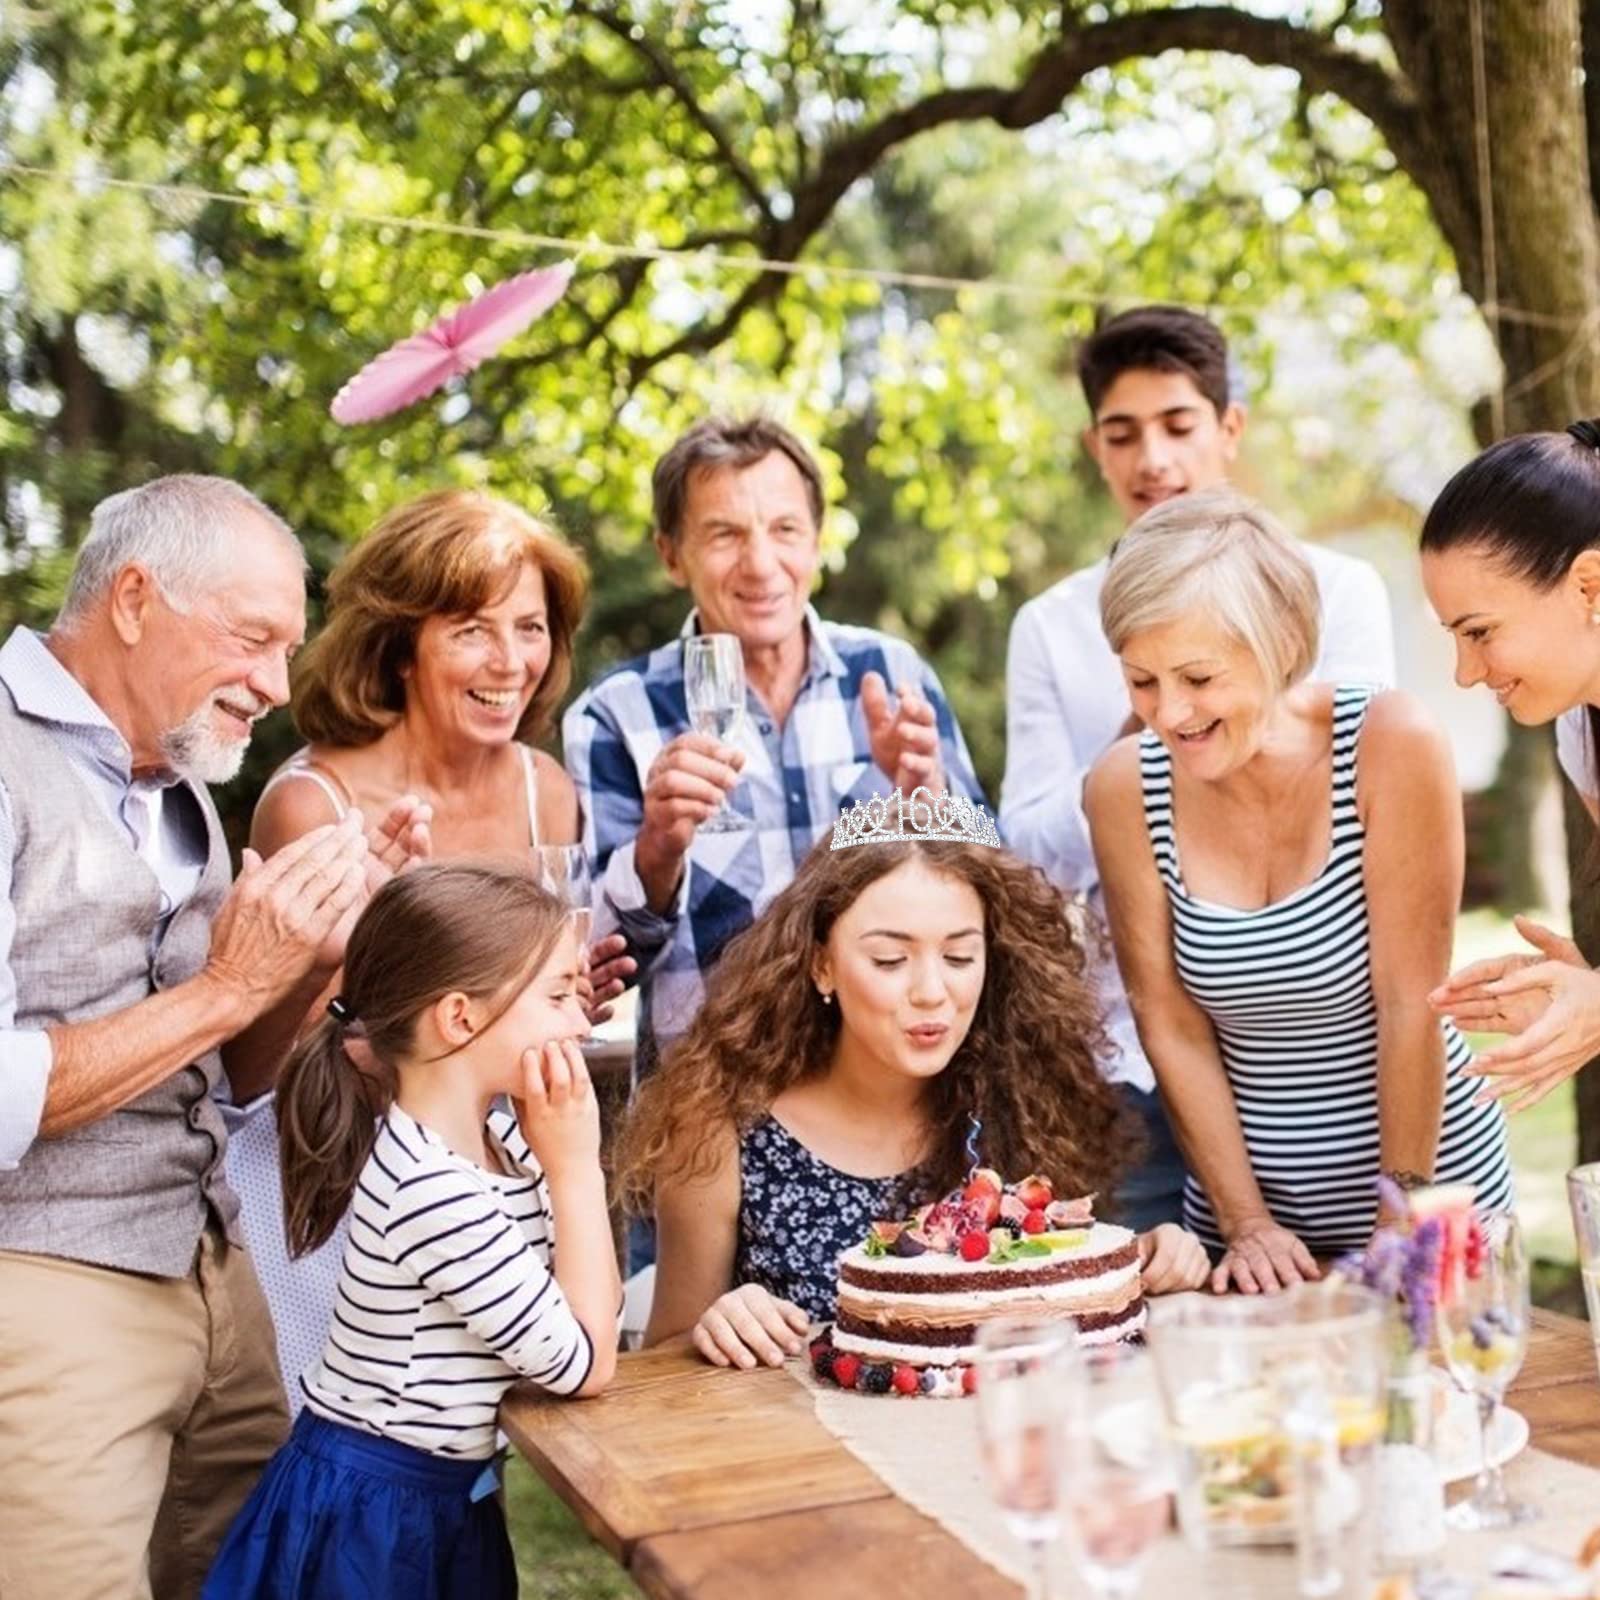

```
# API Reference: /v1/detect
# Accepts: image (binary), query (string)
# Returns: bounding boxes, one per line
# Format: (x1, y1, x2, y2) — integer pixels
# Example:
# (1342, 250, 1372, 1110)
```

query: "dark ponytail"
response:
(1421, 419, 1600, 820)
(277, 1017, 397, 1256)
(276, 860, 569, 1256)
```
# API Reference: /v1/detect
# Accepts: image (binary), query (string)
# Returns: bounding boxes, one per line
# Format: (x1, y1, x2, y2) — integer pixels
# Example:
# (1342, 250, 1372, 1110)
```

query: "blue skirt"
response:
(202, 1409, 517, 1600)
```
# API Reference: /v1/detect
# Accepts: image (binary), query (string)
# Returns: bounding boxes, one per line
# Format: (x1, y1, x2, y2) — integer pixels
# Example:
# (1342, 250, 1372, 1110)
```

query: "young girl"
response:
(205, 862, 619, 1599)
(616, 832, 1208, 1371)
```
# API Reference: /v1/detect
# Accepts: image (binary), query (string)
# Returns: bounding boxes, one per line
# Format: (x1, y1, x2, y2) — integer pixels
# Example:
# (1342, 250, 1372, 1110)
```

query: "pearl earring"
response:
(818, 988, 833, 1006)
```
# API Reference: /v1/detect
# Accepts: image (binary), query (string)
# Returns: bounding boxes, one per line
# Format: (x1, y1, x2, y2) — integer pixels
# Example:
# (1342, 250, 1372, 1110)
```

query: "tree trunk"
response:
(1384, 0, 1600, 432)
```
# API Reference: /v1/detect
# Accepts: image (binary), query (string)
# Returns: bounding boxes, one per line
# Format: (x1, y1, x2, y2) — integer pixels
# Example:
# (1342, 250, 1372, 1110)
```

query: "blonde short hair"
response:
(1099, 488, 1320, 691)
(292, 489, 589, 746)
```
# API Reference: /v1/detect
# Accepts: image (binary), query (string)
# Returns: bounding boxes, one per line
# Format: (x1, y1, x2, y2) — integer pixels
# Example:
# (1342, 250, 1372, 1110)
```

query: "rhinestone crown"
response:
(830, 787, 1001, 851)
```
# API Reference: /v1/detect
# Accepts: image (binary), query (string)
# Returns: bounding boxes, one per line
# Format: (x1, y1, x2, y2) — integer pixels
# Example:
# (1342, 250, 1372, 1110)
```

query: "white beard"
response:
(160, 695, 259, 785)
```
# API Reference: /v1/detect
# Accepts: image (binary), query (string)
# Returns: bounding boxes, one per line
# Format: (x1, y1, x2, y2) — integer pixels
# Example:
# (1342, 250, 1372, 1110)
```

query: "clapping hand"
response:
(206, 814, 370, 1013)
(315, 795, 433, 970)
(862, 672, 943, 793)
(1431, 916, 1600, 1111)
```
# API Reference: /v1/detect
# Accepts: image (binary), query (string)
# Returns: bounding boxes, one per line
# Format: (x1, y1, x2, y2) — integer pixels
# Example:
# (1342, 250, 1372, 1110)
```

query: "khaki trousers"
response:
(0, 1229, 289, 1600)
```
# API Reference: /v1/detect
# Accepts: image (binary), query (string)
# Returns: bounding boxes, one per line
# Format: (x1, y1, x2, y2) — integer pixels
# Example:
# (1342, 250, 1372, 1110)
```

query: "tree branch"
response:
(816, 8, 1421, 225)
(572, 2, 774, 222)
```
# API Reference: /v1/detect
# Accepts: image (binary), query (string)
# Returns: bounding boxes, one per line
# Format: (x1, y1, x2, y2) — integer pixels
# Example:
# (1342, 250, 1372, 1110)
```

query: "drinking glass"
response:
(1568, 1163, 1600, 1385)
(1062, 1342, 1172, 1599)
(1437, 1209, 1535, 1530)
(1146, 1281, 1385, 1567)
(974, 1318, 1079, 1600)
(534, 843, 594, 948)
(682, 634, 750, 834)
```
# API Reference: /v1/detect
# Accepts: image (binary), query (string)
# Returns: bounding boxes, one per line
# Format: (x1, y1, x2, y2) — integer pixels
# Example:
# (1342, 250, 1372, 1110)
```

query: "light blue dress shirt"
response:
(0, 627, 208, 1168)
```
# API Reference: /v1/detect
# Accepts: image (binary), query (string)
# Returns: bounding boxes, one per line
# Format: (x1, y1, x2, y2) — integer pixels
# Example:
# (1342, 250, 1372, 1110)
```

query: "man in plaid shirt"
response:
(564, 416, 986, 1080)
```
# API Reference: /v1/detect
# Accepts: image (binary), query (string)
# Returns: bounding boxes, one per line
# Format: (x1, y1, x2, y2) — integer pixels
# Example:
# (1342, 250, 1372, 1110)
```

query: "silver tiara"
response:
(831, 787, 1001, 851)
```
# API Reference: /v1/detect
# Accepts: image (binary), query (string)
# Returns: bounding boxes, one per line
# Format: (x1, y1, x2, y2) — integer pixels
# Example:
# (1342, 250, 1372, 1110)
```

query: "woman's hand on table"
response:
(691, 1284, 810, 1371)
(580, 933, 636, 1026)
(1212, 1217, 1320, 1295)
(1137, 1224, 1210, 1294)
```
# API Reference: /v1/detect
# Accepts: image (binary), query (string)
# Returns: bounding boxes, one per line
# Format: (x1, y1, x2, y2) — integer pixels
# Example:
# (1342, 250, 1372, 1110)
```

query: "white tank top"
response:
(258, 744, 541, 846)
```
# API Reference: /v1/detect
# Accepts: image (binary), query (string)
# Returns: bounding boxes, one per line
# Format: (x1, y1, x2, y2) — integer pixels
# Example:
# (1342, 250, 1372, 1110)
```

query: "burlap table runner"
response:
(790, 1363, 1600, 1596)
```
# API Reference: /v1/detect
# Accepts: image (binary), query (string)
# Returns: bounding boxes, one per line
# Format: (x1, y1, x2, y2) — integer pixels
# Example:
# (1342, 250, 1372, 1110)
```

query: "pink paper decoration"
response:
(329, 261, 574, 425)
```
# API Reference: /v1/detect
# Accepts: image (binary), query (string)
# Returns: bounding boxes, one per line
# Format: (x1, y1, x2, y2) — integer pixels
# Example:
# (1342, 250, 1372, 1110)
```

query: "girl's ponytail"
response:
(277, 1016, 396, 1257)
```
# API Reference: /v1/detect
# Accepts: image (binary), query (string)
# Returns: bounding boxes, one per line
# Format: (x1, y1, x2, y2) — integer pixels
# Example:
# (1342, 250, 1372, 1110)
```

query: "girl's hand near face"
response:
(692, 1283, 811, 1370)
(516, 1039, 602, 1179)
(1137, 1223, 1210, 1294)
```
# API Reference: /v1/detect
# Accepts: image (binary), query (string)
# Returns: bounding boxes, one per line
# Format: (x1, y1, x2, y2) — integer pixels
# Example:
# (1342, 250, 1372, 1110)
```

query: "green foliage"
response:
(3, 1, 1479, 811)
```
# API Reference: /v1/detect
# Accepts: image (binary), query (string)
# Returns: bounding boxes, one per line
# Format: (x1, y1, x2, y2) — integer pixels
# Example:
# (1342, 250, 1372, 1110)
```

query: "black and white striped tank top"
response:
(1141, 684, 1513, 1256)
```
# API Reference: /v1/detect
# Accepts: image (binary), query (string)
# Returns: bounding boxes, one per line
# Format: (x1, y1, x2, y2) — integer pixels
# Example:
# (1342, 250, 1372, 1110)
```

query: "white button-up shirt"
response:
(1000, 545, 1396, 1092)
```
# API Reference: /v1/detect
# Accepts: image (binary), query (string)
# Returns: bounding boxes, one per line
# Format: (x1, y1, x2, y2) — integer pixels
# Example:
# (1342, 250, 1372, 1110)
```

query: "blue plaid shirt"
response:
(562, 607, 986, 1069)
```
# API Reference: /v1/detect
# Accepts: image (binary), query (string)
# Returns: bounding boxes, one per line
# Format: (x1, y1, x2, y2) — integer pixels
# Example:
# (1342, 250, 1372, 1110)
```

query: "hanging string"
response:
(1467, 0, 1507, 438)
(0, 156, 1582, 332)
(0, 159, 1113, 310)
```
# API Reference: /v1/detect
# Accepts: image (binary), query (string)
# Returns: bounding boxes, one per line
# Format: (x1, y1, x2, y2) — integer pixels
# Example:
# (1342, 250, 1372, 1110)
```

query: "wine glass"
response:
(1062, 1342, 1172, 1599)
(974, 1318, 1079, 1600)
(534, 843, 594, 948)
(1437, 1208, 1535, 1531)
(682, 633, 750, 834)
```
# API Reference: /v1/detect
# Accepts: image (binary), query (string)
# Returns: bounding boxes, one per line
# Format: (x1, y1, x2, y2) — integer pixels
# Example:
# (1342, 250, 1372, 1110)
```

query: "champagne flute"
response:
(1437, 1209, 1535, 1531)
(683, 633, 750, 834)
(534, 843, 594, 948)
(974, 1318, 1079, 1600)
(1062, 1343, 1172, 1599)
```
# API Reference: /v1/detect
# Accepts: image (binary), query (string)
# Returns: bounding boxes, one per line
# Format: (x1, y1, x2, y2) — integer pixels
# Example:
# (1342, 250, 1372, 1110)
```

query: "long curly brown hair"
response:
(614, 837, 1133, 1214)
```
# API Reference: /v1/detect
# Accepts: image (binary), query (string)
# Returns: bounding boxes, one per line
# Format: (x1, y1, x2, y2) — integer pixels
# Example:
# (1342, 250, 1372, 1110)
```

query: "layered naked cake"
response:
(834, 1219, 1145, 1360)
(810, 1169, 1145, 1397)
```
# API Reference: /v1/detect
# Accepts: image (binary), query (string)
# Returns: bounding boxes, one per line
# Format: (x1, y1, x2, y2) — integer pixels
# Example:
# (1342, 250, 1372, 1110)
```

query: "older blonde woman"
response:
(233, 488, 632, 1403)
(1085, 488, 1510, 1293)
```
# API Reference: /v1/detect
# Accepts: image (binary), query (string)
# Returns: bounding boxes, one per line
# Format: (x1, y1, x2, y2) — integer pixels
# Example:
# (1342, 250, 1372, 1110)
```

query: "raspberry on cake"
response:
(810, 1171, 1145, 1396)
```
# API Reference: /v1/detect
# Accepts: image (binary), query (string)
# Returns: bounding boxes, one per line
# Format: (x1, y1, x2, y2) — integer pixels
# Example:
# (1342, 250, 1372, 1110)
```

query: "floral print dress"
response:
(733, 1115, 910, 1321)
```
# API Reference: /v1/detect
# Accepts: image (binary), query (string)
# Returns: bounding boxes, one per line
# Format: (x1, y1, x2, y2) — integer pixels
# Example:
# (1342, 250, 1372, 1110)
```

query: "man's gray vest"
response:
(0, 685, 241, 1277)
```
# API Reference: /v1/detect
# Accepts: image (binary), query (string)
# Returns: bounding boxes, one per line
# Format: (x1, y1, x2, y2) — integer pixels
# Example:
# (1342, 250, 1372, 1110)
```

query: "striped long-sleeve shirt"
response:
(300, 1103, 593, 1459)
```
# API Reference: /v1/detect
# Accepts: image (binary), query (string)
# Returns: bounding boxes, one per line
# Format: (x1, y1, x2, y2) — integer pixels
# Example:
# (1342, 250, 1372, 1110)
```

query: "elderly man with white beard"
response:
(0, 475, 428, 1600)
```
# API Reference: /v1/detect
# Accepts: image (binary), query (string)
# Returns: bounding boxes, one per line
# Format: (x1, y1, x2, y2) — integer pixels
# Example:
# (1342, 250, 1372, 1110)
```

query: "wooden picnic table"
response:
(500, 1308, 1600, 1600)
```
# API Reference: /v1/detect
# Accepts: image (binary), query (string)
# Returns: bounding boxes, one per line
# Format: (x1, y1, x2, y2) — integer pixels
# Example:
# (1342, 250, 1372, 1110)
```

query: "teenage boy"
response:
(1001, 306, 1394, 1232)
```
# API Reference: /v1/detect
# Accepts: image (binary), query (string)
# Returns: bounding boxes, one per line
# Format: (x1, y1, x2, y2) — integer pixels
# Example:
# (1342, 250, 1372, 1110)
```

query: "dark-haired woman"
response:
(1422, 418, 1600, 1109)
(614, 833, 1209, 1371)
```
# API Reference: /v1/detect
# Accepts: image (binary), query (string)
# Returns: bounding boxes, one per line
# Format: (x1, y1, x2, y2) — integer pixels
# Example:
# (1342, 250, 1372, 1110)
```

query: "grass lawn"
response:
(505, 1453, 642, 1599)
(504, 908, 1594, 1590)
